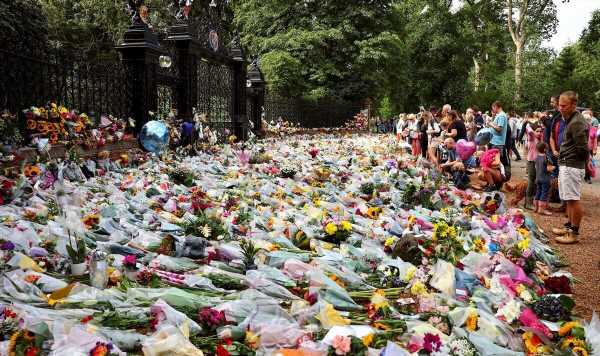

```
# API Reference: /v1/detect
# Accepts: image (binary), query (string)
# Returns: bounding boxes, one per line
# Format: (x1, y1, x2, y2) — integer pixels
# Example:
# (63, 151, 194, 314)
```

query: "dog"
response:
(503, 179, 528, 206)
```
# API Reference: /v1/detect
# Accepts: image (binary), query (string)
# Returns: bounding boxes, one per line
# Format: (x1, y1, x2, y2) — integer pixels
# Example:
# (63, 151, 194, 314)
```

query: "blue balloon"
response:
(139, 120, 170, 153)
(475, 128, 493, 146)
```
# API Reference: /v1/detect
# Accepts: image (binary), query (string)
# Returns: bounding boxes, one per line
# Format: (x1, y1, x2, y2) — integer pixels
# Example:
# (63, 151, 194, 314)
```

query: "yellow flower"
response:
(408, 215, 417, 226)
(340, 221, 352, 232)
(465, 312, 478, 331)
(517, 238, 529, 251)
(410, 280, 428, 296)
(384, 237, 395, 247)
(370, 289, 389, 310)
(325, 222, 338, 235)
(404, 266, 417, 282)
(448, 226, 457, 239)
(561, 336, 586, 349)
(317, 303, 351, 329)
(559, 321, 580, 337)
(362, 333, 374, 347)
(518, 227, 530, 238)
(572, 347, 589, 356)
(473, 238, 487, 253)
(366, 207, 382, 220)
(372, 322, 390, 330)
(523, 332, 541, 355)
(245, 331, 260, 350)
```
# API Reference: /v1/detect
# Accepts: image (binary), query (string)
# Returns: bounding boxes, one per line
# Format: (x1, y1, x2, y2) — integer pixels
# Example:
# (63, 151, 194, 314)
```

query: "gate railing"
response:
(0, 1, 365, 141)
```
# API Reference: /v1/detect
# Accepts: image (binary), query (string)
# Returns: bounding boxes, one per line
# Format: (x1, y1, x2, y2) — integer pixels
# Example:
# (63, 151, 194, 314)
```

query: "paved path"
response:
(508, 153, 600, 319)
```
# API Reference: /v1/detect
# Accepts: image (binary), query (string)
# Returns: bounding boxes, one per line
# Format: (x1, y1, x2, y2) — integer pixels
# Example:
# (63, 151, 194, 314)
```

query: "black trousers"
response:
(508, 139, 521, 160)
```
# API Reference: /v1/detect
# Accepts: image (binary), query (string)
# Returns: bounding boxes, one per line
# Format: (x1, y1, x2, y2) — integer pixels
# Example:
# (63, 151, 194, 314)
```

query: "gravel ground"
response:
(507, 153, 600, 319)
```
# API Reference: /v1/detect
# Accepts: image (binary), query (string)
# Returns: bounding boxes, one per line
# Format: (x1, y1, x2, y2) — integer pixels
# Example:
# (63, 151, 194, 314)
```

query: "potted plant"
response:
(66, 237, 87, 276)
(239, 239, 259, 270)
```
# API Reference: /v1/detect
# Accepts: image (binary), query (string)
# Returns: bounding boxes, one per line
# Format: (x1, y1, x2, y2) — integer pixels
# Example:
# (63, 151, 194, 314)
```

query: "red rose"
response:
(544, 276, 572, 294)
(216, 344, 230, 356)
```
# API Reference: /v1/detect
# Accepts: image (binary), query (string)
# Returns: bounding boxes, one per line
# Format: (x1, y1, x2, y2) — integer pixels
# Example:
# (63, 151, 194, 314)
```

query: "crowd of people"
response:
(384, 91, 598, 245)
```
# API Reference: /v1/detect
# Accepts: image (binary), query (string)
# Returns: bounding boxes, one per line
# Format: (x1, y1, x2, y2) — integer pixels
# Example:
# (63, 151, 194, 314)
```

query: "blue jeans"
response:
(535, 182, 550, 201)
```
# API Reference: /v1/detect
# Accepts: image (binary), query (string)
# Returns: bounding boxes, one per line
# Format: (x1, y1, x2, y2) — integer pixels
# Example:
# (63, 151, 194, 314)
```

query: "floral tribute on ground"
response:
(0, 132, 598, 356)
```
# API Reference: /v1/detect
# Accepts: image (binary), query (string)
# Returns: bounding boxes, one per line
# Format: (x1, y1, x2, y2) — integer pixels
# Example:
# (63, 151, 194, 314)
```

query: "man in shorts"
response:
(553, 91, 590, 244)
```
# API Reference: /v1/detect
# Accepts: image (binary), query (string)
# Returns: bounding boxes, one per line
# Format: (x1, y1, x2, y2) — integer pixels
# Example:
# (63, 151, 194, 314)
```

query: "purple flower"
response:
(29, 247, 48, 257)
(0, 241, 15, 251)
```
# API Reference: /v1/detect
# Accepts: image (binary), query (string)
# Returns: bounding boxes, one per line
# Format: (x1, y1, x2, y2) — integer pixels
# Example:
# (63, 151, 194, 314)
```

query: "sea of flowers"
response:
(0, 131, 598, 356)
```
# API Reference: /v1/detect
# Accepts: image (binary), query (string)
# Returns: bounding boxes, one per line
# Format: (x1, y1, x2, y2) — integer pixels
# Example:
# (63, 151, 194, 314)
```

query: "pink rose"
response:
(331, 335, 351, 355)
(407, 335, 423, 353)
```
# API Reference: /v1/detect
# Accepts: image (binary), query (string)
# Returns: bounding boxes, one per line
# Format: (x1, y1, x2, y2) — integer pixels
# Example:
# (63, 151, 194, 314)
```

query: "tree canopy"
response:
(4, 0, 600, 114)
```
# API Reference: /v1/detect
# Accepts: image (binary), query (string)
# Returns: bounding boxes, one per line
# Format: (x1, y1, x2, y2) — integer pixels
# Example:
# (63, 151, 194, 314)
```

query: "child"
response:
(534, 142, 555, 215)
(524, 122, 542, 209)
(479, 148, 506, 192)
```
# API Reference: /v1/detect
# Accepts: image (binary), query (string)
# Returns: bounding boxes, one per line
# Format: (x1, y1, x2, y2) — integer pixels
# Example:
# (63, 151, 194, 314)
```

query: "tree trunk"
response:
(473, 57, 481, 92)
(514, 40, 524, 105)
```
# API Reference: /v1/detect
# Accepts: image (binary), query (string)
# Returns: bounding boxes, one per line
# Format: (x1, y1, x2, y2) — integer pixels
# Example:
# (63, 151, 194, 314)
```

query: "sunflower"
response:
(49, 123, 60, 133)
(82, 214, 100, 228)
(561, 336, 586, 349)
(73, 121, 84, 133)
(49, 132, 59, 144)
(36, 121, 48, 132)
(23, 165, 41, 178)
(366, 207, 382, 220)
(572, 347, 589, 356)
(26, 119, 36, 130)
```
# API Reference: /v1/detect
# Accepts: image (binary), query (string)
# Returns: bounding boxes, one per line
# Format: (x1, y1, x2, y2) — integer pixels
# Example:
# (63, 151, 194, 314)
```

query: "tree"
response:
(552, 46, 577, 91)
(233, 0, 401, 102)
(505, 0, 557, 106)
(0, 0, 49, 54)
(580, 9, 600, 54)
(460, 0, 510, 92)
(378, 96, 393, 119)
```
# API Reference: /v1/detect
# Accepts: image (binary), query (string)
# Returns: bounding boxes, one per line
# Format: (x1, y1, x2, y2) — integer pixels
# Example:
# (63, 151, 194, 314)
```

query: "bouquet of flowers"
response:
(321, 220, 352, 244)
(0, 110, 23, 147)
(327, 335, 368, 356)
(0, 178, 14, 205)
(23, 103, 91, 144)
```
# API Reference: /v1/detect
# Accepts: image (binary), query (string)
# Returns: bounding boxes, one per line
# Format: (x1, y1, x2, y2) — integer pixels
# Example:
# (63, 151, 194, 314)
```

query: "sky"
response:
(546, 0, 600, 51)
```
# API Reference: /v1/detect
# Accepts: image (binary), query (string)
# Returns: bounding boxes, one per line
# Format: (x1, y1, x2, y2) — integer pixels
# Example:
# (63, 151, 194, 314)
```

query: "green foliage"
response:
(206, 273, 246, 290)
(179, 213, 228, 240)
(260, 51, 305, 97)
(66, 237, 86, 264)
(169, 167, 196, 187)
(239, 238, 259, 270)
(233, 0, 401, 102)
(377, 97, 393, 119)
(14, 0, 600, 114)
(0, 0, 49, 53)
(93, 310, 151, 330)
